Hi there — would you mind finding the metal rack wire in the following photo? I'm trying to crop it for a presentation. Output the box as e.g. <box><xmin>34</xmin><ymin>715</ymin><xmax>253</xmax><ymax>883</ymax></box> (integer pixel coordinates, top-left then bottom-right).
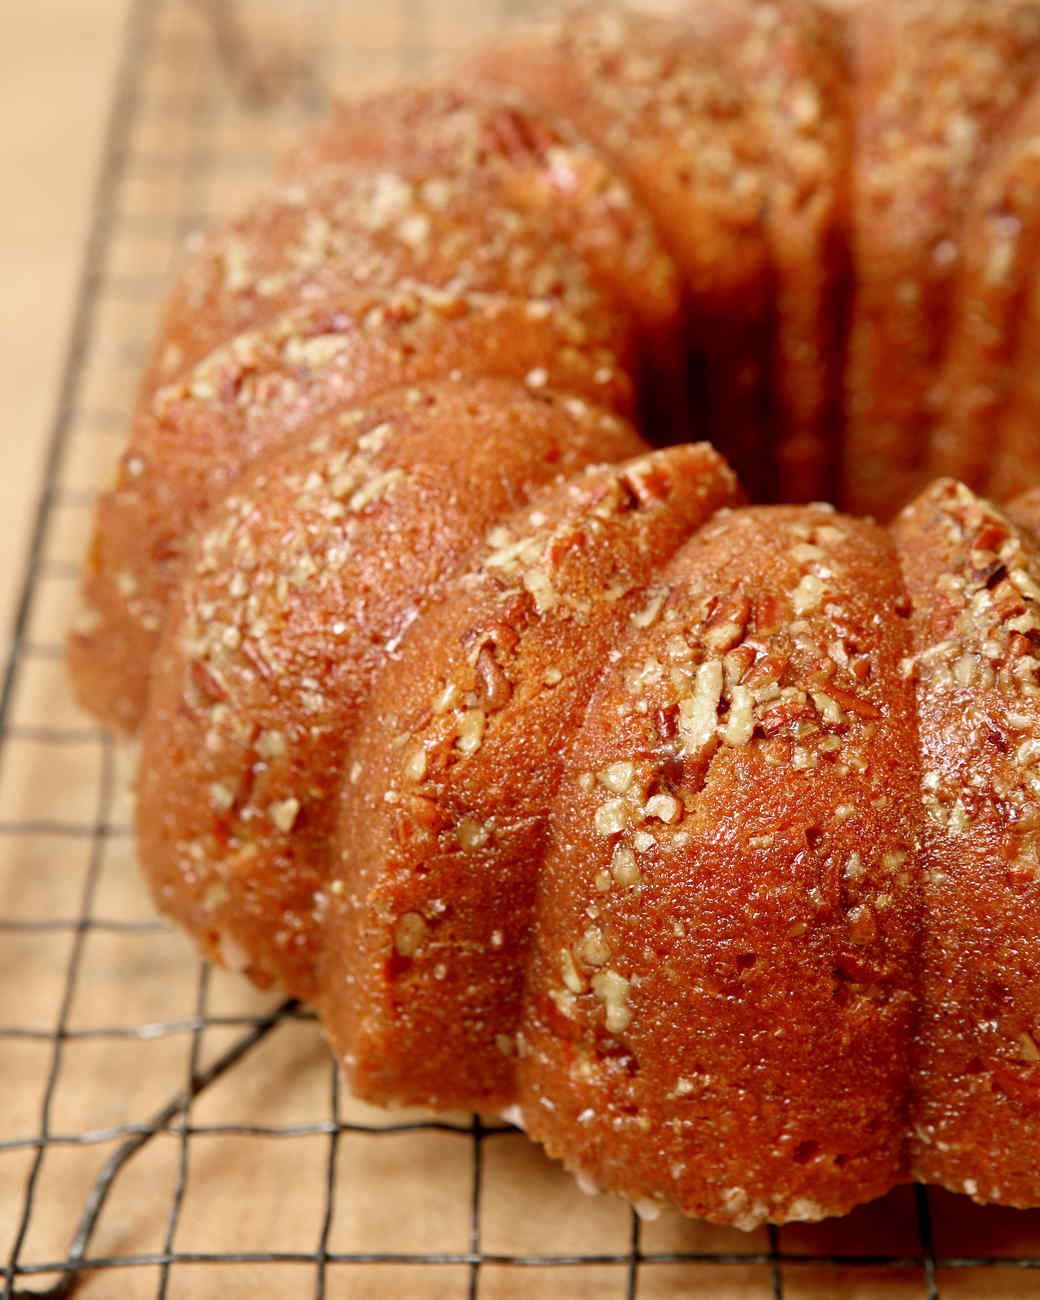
<box><xmin>6</xmin><ymin>2</ymin><xmax>1040</xmax><ymax>1296</ymax></box>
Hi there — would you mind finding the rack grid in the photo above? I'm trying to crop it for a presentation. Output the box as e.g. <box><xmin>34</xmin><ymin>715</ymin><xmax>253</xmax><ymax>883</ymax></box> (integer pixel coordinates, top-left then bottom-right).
<box><xmin>5</xmin><ymin>2</ymin><xmax>1040</xmax><ymax>1296</ymax></box>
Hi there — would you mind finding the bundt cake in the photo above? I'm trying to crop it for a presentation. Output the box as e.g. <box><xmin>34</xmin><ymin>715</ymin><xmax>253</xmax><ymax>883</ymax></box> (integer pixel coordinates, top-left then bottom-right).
<box><xmin>67</xmin><ymin>0</ymin><xmax>1040</xmax><ymax>1228</ymax></box>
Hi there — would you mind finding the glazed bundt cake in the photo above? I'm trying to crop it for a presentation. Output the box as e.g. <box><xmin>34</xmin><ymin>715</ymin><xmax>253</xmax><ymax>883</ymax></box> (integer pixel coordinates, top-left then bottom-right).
<box><xmin>68</xmin><ymin>0</ymin><xmax>1040</xmax><ymax>1228</ymax></box>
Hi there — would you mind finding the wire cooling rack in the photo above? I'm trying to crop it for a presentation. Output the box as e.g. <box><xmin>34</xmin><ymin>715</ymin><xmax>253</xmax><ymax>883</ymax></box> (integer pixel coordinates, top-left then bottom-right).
<box><xmin>6</xmin><ymin>1</ymin><xmax>1040</xmax><ymax>1296</ymax></box>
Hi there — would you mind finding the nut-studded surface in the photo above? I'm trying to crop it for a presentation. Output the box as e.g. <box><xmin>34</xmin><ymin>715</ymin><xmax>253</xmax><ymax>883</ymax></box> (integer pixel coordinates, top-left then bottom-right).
<box><xmin>55</xmin><ymin>0</ymin><xmax>1040</xmax><ymax>1256</ymax></box>
<box><xmin>136</xmin><ymin>380</ymin><xmax>646</xmax><ymax>1000</ymax></box>
<box><xmin>517</xmin><ymin>506</ymin><xmax>921</xmax><ymax>1227</ymax></box>
<box><xmin>472</xmin><ymin>0</ymin><xmax>850</xmax><ymax>506</ymax></box>
<box><xmin>282</xmin><ymin>84</ymin><xmax>688</xmax><ymax>438</ymax></box>
<box><xmin>321</xmin><ymin>443</ymin><xmax>739</xmax><ymax>1112</ymax></box>
<box><xmin>894</xmin><ymin>481</ymin><xmax>1040</xmax><ymax>1206</ymax></box>
<box><xmin>844</xmin><ymin>0</ymin><xmax>1040</xmax><ymax>518</ymax></box>
<box><xmin>282</xmin><ymin>87</ymin><xmax>682</xmax><ymax>359</ymax></box>
<box><xmin>69</xmin><ymin>282</ymin><xmax>635</xmax><ymax>731</ymax></box>
<box><xmin>137</xmin><ymin>159</ymin><xmax>637</xmax><ymax>405</ymax></box>
<box><xmin>930</xmin><ymin>85</ymin><xmax>1040</xmax><ymax>499</ymax></box>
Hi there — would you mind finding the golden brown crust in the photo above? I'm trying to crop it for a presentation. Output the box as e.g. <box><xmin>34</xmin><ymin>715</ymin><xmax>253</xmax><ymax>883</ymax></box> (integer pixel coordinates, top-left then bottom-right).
<box><xmin>282</xmin><ymin>85</ymin><xmax>679</xmax><ymax>335</ymax></box>
<box><xmin>471</xmin><ymin>4</ymin><xmax>767</xmax><ymax>496</ymax></box>
<box><xmin>517</xmin><ymin>505</ymin><xmax>921</xmax><ymax>1226</ymax></box>
<box><xmin>473</xmin><ymin>1</ymin><xmax>851</xmax><ymax>504</ymax></box>
<box><xmin>844</xmin><ymin>0</ymin><xmax>1040</xmax><ymax>518</ymax></box>
<box><xmin>65</xmin><ymin>0</ymin><xmax>1040</xmax><ymax>1228</ymax></box>
<box><xmin>140</xmin><ymin>160</ymin><xmax>637</xmax><ymax>406</ymax></box>
<box><xmin>718</xmin><ymin>0</ymin><xmax>851</xmax><ymax>506</ymax></box>
<box><xmin>988</xmin><ymin>256</ymin><xmax>1040</xmax><ymax>501</ymax></box>
<box><xmin>69</xmin><ymin>283</ymin><xmax>635</xmax><ymax>732</ymax></box>
<box><xmin>319</xmin><ymin>444</ymin><xmax>740</xmax><ymax>1110</ymax></box>
<box><xmin>472</xmin><ymin>7</ymin><xmax>769</xmax><ymax>315</ymax></box>
<box><xmin>1007</xmin><ymin>486</ymin><xmax>1040</xmax><ymax>541</ymax></box>
<box><xmin>136</xmin><ymin>380</ymin><xmax>647</xmax><ymax>998</ymax></box>
<box><xmin>282</xmin><ymin>84</ymin><xmax>686</xmax><ymax>434</ymax></box>
<box><xmin>894</xmin><ymin>480</ymin><xmax>1040</xmax><ymax>1207</ymax></box>
<box><xmin>930</xmin><ymin>86</ymin><xmax>1040</xmax><ymax>496</ymax></box>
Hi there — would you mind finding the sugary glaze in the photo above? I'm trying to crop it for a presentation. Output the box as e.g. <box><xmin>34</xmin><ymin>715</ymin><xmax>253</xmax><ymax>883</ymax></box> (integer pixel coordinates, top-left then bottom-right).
<box><xmin>69</xmin><ymin>0</ymin><xmax>1040</xmax><ymax>1226</ymax></box>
